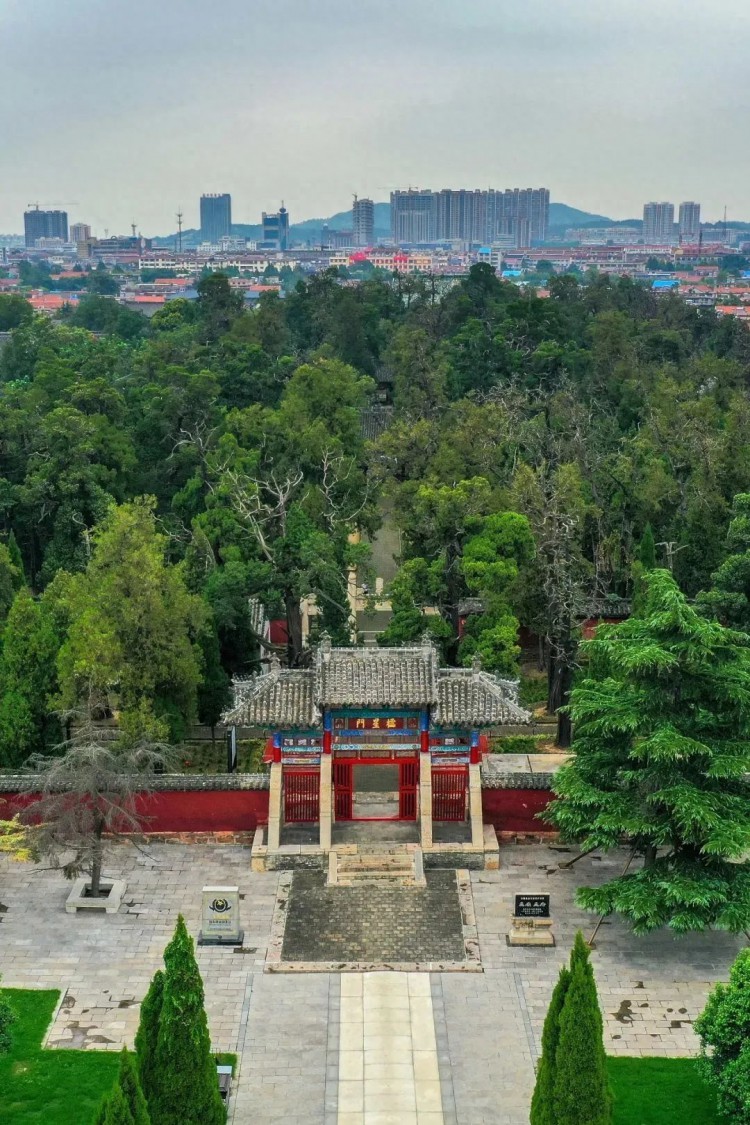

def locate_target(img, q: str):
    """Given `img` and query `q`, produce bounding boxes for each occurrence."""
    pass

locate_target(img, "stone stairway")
[327,843,426,887]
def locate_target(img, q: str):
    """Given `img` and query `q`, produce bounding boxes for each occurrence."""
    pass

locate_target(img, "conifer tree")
[696,947,750,1123]
[135,969,164,1112]
[547,569,750,934]
[117,1048,151,1125]
[149,915,225,1125]
[698,492,750,632]
[530,965,571,1125]
[553,932,612,1125]
[102,1085,135,1125]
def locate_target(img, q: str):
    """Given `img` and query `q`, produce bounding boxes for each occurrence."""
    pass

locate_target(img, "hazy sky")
[2,0,749,234]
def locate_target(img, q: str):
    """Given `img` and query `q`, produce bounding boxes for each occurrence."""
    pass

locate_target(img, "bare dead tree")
[19,715,175,899]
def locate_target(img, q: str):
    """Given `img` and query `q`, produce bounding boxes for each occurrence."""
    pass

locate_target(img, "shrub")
[696,947,750,1123]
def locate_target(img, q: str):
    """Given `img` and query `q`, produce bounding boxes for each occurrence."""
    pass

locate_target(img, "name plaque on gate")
[198,885,243,945]
[514,893,550,919]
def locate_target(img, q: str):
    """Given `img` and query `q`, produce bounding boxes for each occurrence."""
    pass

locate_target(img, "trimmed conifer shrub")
[135,969,164,1112]
[102,1085,135,1125]
[696,947,750,1123]
[149,914,225,1125]
[553,932,612,1125]
[118,1047,151,1125]
[530,965,571,1125]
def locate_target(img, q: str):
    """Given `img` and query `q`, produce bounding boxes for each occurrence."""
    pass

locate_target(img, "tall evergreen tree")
[150,915,225,1125]
[547,569,750,934]
[696,948,750,1123]
[135,969,164,1113]
[530,965,571,1125]
[698,492,750,632]
[553,932,612,1125]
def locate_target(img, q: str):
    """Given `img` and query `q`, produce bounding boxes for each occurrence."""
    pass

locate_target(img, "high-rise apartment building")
[352,196,375,247]
[70,222,91,243]
[261,205,290,250]
[643,201,675,245]
[200,193,232,243]
[24,207,68,247]
[678,201,701,243]
[390,187,549,246]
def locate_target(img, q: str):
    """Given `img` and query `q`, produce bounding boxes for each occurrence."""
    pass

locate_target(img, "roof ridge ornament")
[319,631,332,660]
[420,629,436,649]
[269,652,281,675]
[472,652,482,676]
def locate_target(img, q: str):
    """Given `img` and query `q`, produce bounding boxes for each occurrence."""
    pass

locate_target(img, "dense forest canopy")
[1,265,749,755]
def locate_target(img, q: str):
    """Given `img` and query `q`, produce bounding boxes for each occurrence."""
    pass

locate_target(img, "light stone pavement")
[0,841,745,1125]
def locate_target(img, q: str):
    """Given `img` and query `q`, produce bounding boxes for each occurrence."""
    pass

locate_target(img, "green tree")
[553,932,612,1125]
[53,499,205,738]
[98,1049,151,1125]
[135,970,164,1112]
[0,293,32,331]
[696,947,750,1123]
[196,623,230,739]
[698,493,750,631]
[548,569,750,934]
[196,273,243,341]
[0,588,60,766]
[529,965,571,1125]
[150,915,225,1125]
[102,1084,136,1125]
[458,511,535,674]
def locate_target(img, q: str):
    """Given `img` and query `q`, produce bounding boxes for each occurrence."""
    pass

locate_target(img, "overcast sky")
[1,0,749,235]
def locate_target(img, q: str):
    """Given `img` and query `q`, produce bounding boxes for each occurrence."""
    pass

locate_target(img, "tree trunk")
[642,844,657,868]
[285,590,304,667]
[90,821,104,897]
[537,634,545,673]
[551,655,574,748]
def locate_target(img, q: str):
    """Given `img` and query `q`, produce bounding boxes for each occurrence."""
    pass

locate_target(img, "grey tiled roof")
[223,639,530,729]
[316,644,438,707]
[435,670,530,726]
[224,668,318,729]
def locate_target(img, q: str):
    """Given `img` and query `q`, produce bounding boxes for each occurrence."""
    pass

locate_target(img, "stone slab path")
[338,972,443,1124]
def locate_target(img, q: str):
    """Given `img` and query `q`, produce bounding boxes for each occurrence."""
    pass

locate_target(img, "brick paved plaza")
[0,841,744,1124]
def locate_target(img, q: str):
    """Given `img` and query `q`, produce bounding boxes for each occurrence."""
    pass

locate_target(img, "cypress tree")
[150,915,225,1125]
[117,1048,151,1125]
[135,969,164,1113]
[102,1085,136,1125]
[530,965,571,1125]
[553,932,612,1125]
[637,523,656,570]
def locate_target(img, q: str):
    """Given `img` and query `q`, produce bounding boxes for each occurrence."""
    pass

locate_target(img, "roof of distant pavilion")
[223,634,531,729]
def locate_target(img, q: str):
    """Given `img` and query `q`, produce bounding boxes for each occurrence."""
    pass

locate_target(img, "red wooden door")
[333,762,353,820]
[432,767,468,821]
[283,769,320,823]
[399,760,419,820]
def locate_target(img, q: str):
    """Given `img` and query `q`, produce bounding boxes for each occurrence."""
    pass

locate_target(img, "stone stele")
[198,885,243,945]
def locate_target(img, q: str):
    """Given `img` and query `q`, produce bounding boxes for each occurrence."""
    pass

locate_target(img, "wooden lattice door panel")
[333,761,353,820]
[432,766,468,821]
[283,769,320,823]
[398,760,419,820]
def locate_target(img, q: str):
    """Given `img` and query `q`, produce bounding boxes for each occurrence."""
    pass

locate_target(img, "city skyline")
[1,0,749,234]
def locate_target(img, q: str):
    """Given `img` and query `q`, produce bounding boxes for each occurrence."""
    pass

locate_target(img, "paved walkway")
[0,841,746,1124]
[338,972,443,1124]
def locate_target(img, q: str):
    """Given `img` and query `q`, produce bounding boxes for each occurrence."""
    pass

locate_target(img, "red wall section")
[0,789,269,835]
[482,788,553,834]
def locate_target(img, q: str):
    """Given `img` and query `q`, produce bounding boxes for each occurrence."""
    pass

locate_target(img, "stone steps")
[327,845,426,887]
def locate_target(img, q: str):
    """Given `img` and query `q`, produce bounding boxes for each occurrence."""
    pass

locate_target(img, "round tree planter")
[65,877,126,914]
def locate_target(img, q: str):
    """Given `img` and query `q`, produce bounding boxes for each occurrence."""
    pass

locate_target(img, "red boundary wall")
[0,789,270,835]
[482,788,553,834]
[1,787,550,836]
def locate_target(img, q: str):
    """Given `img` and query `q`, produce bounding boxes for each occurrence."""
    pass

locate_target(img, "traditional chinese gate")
[432,766,468,821]
[398,760,419,820]
[283,768,320,823]
[333,761,353,820]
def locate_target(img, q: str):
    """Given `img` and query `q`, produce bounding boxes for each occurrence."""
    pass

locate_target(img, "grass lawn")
[0,989,119,1124]
[1,989,237,1124]
[608,1057,728,1124]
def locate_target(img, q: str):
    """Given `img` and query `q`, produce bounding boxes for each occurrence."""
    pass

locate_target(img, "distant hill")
[548,203,612,229]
